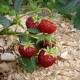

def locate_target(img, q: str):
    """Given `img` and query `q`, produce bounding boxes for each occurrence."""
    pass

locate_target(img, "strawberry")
[18,43,36,58]
[26,17,39,29]
[38,49,56,67]
[39,19,57,34]
[40,40,56,48]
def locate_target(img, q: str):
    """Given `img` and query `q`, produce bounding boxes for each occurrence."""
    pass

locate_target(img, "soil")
[0,13,80,80]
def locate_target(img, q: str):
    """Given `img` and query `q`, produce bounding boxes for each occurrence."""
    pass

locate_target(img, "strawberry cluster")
[18,16,58,69]
[26,17,57,34]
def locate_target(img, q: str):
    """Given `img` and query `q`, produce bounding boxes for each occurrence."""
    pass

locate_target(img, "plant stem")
[19,8,52,18]
[0,30,43,38]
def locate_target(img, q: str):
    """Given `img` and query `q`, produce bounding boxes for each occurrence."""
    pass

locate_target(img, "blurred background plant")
[0,0,16,16]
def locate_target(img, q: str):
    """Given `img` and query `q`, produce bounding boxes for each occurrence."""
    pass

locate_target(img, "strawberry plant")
[0,0,59,71]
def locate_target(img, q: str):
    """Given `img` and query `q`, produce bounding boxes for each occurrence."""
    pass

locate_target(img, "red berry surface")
[18,44,36,58]
[39,19,57,34]
[38,50,56,67]
[26,17,39,29]
[40,40,55,48]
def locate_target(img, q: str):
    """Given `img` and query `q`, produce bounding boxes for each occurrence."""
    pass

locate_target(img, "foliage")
[25,0,55,12]
[0,0,9,15]
[14,0,23,13]
[54,0,80,29]
[0,0,16,16]
[0,16,11,28]
[18,56,36,72]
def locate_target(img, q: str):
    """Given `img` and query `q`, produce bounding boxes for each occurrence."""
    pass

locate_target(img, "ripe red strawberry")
[39,19,57,34]
[26,17,39,29]
[18,44,36,58]
[38,49,56,67]
[40,40,56,48]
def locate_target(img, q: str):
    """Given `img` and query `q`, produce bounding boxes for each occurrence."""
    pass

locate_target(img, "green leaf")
[36,42,42,53]
[0,16,11,28]
[18,35,28,43]
[36,36,45,52]
[14,0,23,13]
[54,0,80,14]
[27,0,38,10]
[0,4,10,14]
[0,0,11,15]
[73,10,80,29]
[18,56,36,71]
[8,0,13,5]
[9,10,16,16]
[27,28,41,34]
[18,35,37,43]
[55,0,71,6]
[36,37,44,44]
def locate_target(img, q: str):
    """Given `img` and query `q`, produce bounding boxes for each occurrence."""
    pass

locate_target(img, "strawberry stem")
[19,8,52,19]
[0,30,44,39]
[22,41,34,50]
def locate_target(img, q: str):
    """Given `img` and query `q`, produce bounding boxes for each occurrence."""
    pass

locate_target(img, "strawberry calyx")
[45,34,55,41]
[21,41,34,50]
[44,34,56,48]
[40,34,56,48]
[33,15,41,23]
[43,46,59,57]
